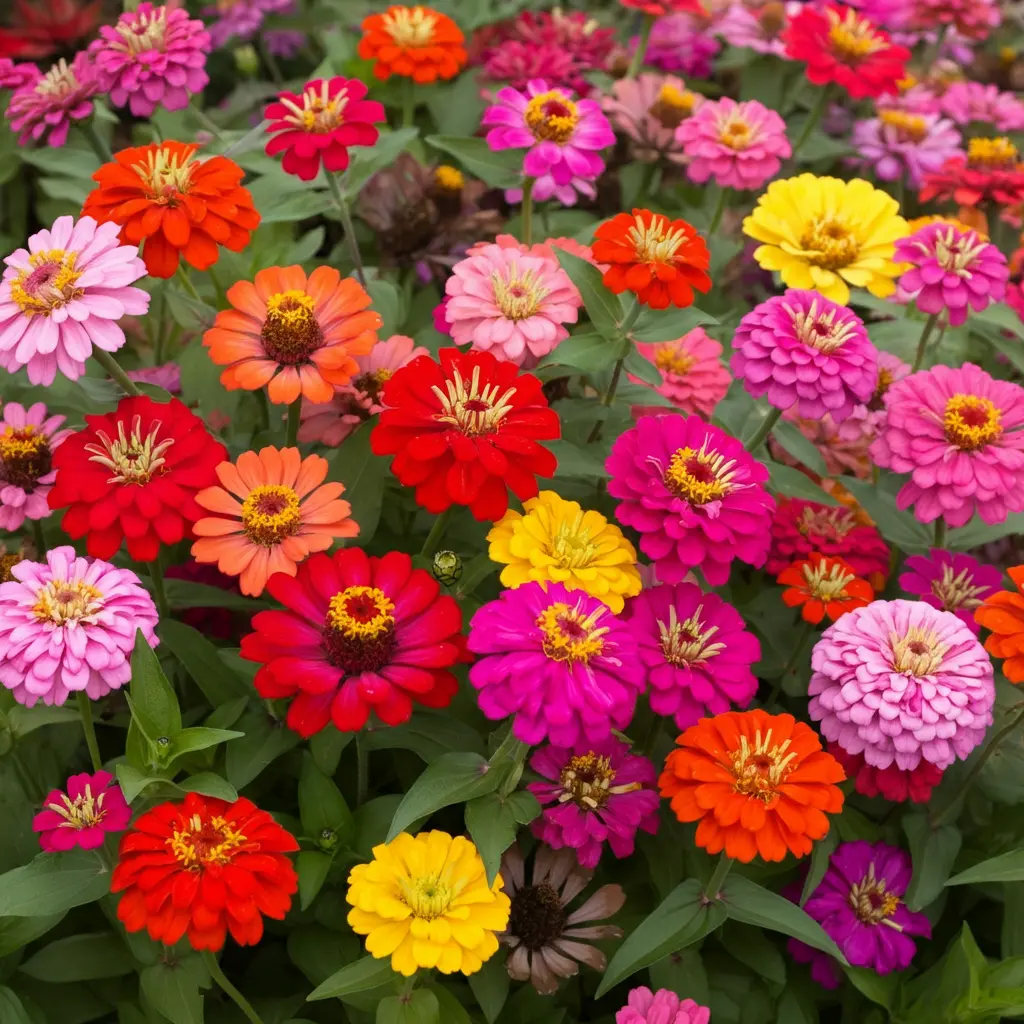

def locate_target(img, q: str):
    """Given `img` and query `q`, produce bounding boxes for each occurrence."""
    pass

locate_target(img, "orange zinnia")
[191,446,358,597]
[81,141,260,279]
[777,552,874,624]
[659,709,845,863]
[591,209,712,310]
[358,5,466,83]
[974,564,1024,683]
[202,265,380,405]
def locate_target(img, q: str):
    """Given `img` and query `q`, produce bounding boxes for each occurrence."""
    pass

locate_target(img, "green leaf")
[771,419,828,477]
[225,707,301,790]
[844,965,902,1009]
[840,476,931,551]
[903,812,962,910]
[465,791,540,884]
[0,914,67,958]
[163,579,266,612]
[7,706,80,737]
[365,710,486,761]
[719,922,786,988]
[331,421,388,546]
[947,849,1024,887]
[0,852,111,917]
[631,306,718,343]
[366,279,401,339]
[140,955,209,1024]
[311,729,354,775]
[297,850,334,911]
[130,629,182,740]
[19,933,133,982]
[157,619,248,707]
[307,954,397,1002]
[549,438,610,481]
[538,332,616,373]
[115,763,168,804]
[555,249,624,341]
[299,753,355,847]
[468,953,510,1024]
[344,127,420,195]
[424,983,473,1024]
[801,830,839,906]
[170,727,244,762]
[0,987,32,1024]
[177,773,238,802]
[767,463,840,505]
[623,348,662,388]
[387,752,499,841]
[377,990,440,1024]
[424,135,523,188]
[946,511,1024,552]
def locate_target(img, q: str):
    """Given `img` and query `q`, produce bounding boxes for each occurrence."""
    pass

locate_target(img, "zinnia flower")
[809,599,995,771]
[592,210,711,310]
[0,59,40,91]
[241,548,464,735]
[202,0,291,49]
[0,546,158,708]
[49,396,228,563]
[81,141,260,279]
[907,0,999,40]
[606,414,775,586]
[600,74,691,165]
[620,0,706,13]
[940,81,1024,132]
[468,581,644,747]
[851,110,963,188]
[975,565,1024,682]
[625,581,760,729]
[676,97,791,190]
[743,174,908,304]
[33,770,131,852]
[486,490,641,613]
[528,737,660,868]
[191,447,357,597]
[87,2,211,117]
[643,13,721,78]
[716,1,798,56]
[263,77,385,182]
[870,363,1024,528]
[370,348,560,522]
[828,742,944,803]
[919,137,1024,209]
[5,52,97,147]
[900,549,1001,634]
[630,328,730,419]
[113,793,299,951]
[778,552,875,624]
[659,709,846,862]
[0,215,149,386]
[0,401,70,532]
[347,831,509,975]
[358,5,466,82]
[617,988,711,1024]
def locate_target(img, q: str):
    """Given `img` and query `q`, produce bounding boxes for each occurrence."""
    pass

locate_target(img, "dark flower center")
[0,427,51,490]
[261,290,324,365]
[321,585,397,674]
[508,882,567,950]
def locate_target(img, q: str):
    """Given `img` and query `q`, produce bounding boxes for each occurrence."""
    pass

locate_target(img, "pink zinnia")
[202,0,291,49]
[33,770,131,852]
[851,110,963,188]
[0,215,150,387]
[676,97,791,190]
[527,736,660,868]
[907,0,1000,39]
[940,81,1024,132]
[606,415,775,586]
[809,599,994,771]
[715,2,801,56]
[482,78,615,206]
[644,14,720,78]
[731,290,878,423]
[88,2,211,117]
[871,362,1024,527]
[126,362,182,393]
[0,59,41,91]
[467,581,644,747]
[630,328,731,419]
[0,402,71,533]
[444,243,580,366]
[601,73,692,166]
[899,548,1001,634]
[617,987,710,1024]
[481,41,576,92]
[0,546,159,708]
[6,53,98,148]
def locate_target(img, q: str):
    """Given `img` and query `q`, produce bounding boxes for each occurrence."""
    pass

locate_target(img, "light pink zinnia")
[445,242,580,366]
[5,53,98,148]
[0,545,159,708]
[715,1,801,55]
[601,73,693,166]
[851,110,963,188]
[0,402,71,532]
[33,770,132,852]
[0,215,150,386]
[940,81,1024,131]
[126,362,182,393]
[676,96,791,190]
[871,362,1024,527]
[617,987,711,1024]
[630,328,730,419]
[88,2,211,118]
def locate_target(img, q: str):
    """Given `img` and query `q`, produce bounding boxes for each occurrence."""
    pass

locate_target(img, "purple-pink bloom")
[202,0,291,49]
[716,1,801,55]
[940,81,1024,131]
[125,362,182,393]
[601,73,694,166]
[606,414,775,586]
[809,599,994,771]
[899,548,1001,634]
[527,736,660,868]
[616,987,711,1024]
[33,770,131,852]
[643,13,720,78]
[0,402,71,533]
[467,581,644,747]
[850,110,963,188]
[731,289,878,423]
[630,327,731,419]
[5,53,98,148]
[0,58,41,91]
[481,41,576,93]
[88,2,211,118]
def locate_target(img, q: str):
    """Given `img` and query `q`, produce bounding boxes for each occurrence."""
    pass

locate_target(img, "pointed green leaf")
[538,332,616,373]
[630,306,718,343]
[140,955,209,1024]
[424,135,523,188]
[299,753,355,847]
[19,932,133,982]
[947,849,1024,887]
[0,852,111,917]
[177,773,238,802]
[771,419,828,477]
[377,990,440,1024]
[130,629,182,739]
[465,791,540,884]
[157,619,248,706]
[297,850,334,911]
[307,954,397,1001]
[468,952,510,1024]
[169,727,244,761]
[554,248,624,341]
[904,812,962,909]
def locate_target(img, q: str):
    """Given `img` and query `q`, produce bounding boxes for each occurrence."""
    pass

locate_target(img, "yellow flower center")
[33,579,104,625]
[132,146,196,202]
[797,504,856,540]
[730,728,798,803]
[399,874,455,919]
[826,6,886,61]
[11,248,83,316]
[0,426,51,489]
[784,295,860,354]
[168,813,248,869]
[627,212,691,264]
[890,627,947,676]
[37,58,80,98]
[800,559,856,601]
[261,290,323,365]
[559,752,640,810]
[927,227,988,276]
[654,343,695,376]
[648,84,697,128]
[115,4,168,53]
[327,585,395,638]
[968,136,1019,168]
[382,5,439,47]
[849,863,904,929]
[664,443,736,505]
[277,79,349,133]
[240,484,302,546]
[353,368,393,404]
[717,114,753,150]
[434,165,465,191]
[46,783,110,831]
[943,394,1002,450]
[84,416,174,486]
[492,266,548,321]
[0,553,22,584]
[799,216,861,272]
[537,601,608,664]
[879,109,928,142]
[930,564,989,612]
[525,90,580,144]
[550,510,602,570]
[432,364,517,437]
[657,604,725,666]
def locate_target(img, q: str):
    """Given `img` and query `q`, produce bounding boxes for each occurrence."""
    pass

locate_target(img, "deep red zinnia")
[48,395,228,562]
[828,742,943,804]
[619,0,707,14]
[370,347,560,521]
[241,548,466,736]
[783,3,910,100]
[919,138,1024,209]
[112,792,299,952]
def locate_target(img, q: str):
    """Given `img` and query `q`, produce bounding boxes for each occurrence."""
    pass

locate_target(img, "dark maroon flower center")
[508,883,566,950]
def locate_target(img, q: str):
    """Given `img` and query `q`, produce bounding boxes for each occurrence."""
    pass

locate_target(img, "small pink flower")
[33,771,131,852]
[940,81,1024,131]
[0,402,71,533]
[643,13,720,78]
[851,110,963,188]
[0,59,41,91]
[630,328,730,419]
[601,73,693,165]
[481,41,576,92]
[716,2,802,56]
[5,53,97,148]
[617,987,711,1024]
[125,362,182,393]
[907,0,1000,41]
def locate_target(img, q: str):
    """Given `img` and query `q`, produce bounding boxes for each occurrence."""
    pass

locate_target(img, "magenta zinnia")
[630,328,730,419]
[0,401,71,533]
[899,548,1001,634]
[33,770,131,852]
[5,52,97,148]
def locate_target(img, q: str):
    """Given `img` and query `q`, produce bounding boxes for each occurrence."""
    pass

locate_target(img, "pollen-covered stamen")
[968,136,1019,169]
[260,290,324,364]
[717,112,754,150]
[0,426,51,490]
[32,578,104,624]
[168,812,248,868]
[663,441,738,505]
[943,393,1002,450]
[658,604,725,666]
[653,343,694,376]
[890,626,948,676]
[48,783,109,831]
[871,365,896,408]
[879,109,928,142]
[432,365,517,436]
[920,227,990,277]
[321,585,396,673]
[0,552,23,584]
[628,212,691,264]
[559,751,641,811]
[278,79,349,133]
[930,564,990,612]
[36,58,81,98]
[492,267,550,321]
[797,504,857,540]
[433,165,464,191]
[551,511,599,569]
[354,368,393,403]
[648,83,697,128]
[382,5,440,46]
[114,4,169,53]
[849,862,904,929]
[11,248,83,315]
[800,216,861,271]
[84,416,174,485]
[524,90,580,144]
[826,6,886,61]
[785,296,861,353]
[730,728,798,802]
[537,601,609,664]
[132,146,196,202]
[240,484,302,545]
[399,874,456,919]
[801,558,857,600]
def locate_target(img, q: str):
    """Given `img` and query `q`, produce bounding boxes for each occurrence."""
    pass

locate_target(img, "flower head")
[939,81,1024,132]
[33,770,130,852]
[974,565,1024,682]
[643,13,720,77]
[620,0,707,13]
[617,988,711,1024]
[778,552,875,623]
[5,52,97,147]
[49,396,228,563]
[900,549,1001,634]
[358,5,466,82]
[0,402,70,533]
[0,59,41,91]
[202,0,291,49]
[113,793,298,951]
[601,74,694,165]
[660,709,846,862]
[743,174,908,304]
[829,742,944,803]
[0,215,149,385]
[851,110,963,188]
[0,546,158,707]
[607,414,775,586]
[717,1,799,56]
[630,328,730,419]
[919,137,1024,208]
[907,0,999,39]
[347,831,509,975]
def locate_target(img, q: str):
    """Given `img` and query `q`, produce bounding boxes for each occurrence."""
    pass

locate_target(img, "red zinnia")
[112,793,298,952]
[241,548,466,736]
[48,396,228,562]
[370,347,560,521]
[920,137,1024,209]
[264,77,385,182]
[777,552,874,624]
[783,3,910,100]
[828,742,943,804]
[619,0,707,13]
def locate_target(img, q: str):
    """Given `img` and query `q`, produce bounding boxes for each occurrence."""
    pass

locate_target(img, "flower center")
[653,343,695,377]
[849,863,903,928]
[800,217,861,271]
[627,212,690,264]
[508,882,567,950]
[84,416,174,485]
[718,114,753,150]
[115,5,168,53]
[968,136,1019,169]
[729,728,797,803]
[537,601,608,664]
[32,579,104,625]
[434,165,464,191]
[354,368,393,403]
[931,228,988,276]
[826,7,886,62]
[240,484,302,546]
[432,365,517,437]
[664,443,736,505]
[559,752,640,810]
[382,5,439,47]
[321,585,396,673]
[797,505,856,540]
[943,393,1002,450]
[879,109,928,142]
[46,783,109,831]
[658,604,724,666]
[930,564,989,612]
[277,80,348,133]
[785,297,860,354]
[648,84,697,128]
[168,813,248,869]
[758,2,787,34]
[11,249,83,316]
[0,553,23,584]
[261,290,324,364]
[551,511,599,570]
[132,146,196,203]
[872,366,895,408]
[0,427,51,490]
[524,90,580,144]
[399,874,455,920]
[890,626,947,676]
[37,58,80,98]
[801,558,856,600]
[492,267,548,321]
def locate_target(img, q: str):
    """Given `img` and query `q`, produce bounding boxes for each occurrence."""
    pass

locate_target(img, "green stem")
[149,560,169,620]
[189,97,223,141]
[705,853,734,900]
[256,34,284,86]
[153,288,167,364]
[640,713,665,758]
[586,300,643,444]
[285,399,301,447]
[765,619,814,710]
[91,349,142,397]
[176,264,203,304]
[791,85,831,158]
[910,313,940,372]
[76,692,103,773]
[81,116,113,164]
[744,405,783,452]
[521,177,535,248]
[627,15,655,78]
[29,517,46,558]
[326,173,367,287]
[202,950,266,1024]
[708,187,730,234]
[498,740,531,798]
[933,518,947,550]
[356,734,369,807]
[401,76,416,128]
[420,507,454,559]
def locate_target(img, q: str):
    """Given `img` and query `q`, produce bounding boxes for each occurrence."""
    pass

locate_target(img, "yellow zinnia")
[487,490,642,613]
[346,831,510,977]
[742,174,908,304]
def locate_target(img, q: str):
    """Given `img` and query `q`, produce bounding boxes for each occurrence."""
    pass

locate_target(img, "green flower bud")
[234,44,260,77]
[432,550,463,587]
[318,827,339,851]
